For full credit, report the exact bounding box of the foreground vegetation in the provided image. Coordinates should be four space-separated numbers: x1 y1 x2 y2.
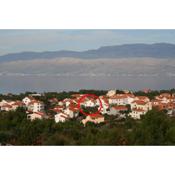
0 89 175 145
0 107 175 145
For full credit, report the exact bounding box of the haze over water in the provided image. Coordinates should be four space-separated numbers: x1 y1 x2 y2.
0 74 174 93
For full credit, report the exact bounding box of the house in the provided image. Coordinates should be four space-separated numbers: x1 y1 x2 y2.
131 100 152 111
125 94 135 104
155 93 174 104
129 99 152 119
108 94 127 105
22 96 35 106
63 98 74 107
64 105 79 118
52 105 64 113
0 99 14 106
109 105 128 115
108 93 135 105
134 96 150 103
106 90 116 97
129 108 146 119
82 98 96 107
27 112 46 121
11 101 24 110
151 99 160 107
54 112 69 123
98 96 109 114
1 104 13 111
81 114 105 126
0 100 24 111
27 100 44 112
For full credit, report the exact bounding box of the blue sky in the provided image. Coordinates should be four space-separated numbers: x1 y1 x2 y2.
0 29 175 55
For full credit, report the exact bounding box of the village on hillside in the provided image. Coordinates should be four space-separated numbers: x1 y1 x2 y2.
0 89 175 126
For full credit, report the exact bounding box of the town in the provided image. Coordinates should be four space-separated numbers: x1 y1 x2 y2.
0 89 175 126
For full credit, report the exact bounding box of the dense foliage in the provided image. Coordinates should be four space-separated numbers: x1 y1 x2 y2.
0 89 175 145
0 107 175 145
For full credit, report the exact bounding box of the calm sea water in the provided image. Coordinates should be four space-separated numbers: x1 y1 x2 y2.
0 75 174 93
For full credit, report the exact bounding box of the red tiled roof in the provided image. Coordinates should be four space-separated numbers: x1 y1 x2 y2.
69 107 79 112
52 108 62 113
136 96 149 100
2 104 12 108
90 114 104 119
112 105 128 111
12 101 23 106
132 108 145 112
132 100 147 105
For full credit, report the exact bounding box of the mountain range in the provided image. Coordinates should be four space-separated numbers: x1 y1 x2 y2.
1 43 175 62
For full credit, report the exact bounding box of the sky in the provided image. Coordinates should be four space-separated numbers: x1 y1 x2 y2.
0 29 175 55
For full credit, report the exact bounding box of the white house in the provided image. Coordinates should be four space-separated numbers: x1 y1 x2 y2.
129 109 146 119
22 96 35 106
27 100 44 112
108 105 128 115
97 96 109 114
134 96 150 103
155 94 174 104
82 99 96 107
0 99 15 106
108 94 127 105
27 112 46 121
11 101 24 110
81 114 105 126
125 94 135 104
131 100 152 111
64 106 79 118
106 90 116 97
0 100 24 111
1 104 13 111
108 94 134 105
55 112 69 123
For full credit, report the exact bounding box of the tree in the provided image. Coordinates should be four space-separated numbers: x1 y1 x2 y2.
132 109 170 145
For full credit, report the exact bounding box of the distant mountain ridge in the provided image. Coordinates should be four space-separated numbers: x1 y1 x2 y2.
1 43 175 62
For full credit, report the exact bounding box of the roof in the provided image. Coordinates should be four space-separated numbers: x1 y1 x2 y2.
135 96 149 100
52 108 63 113
28 100 44 105
12 101 23 106
112 105 128 111
132 100 147 105
89 114 104 119
60 114 68 119
109 94 127 99
1 104 12 108
160 93 171 97
109 93 135 100
69 106 79 112
55 112 69 118
132 108 145 112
